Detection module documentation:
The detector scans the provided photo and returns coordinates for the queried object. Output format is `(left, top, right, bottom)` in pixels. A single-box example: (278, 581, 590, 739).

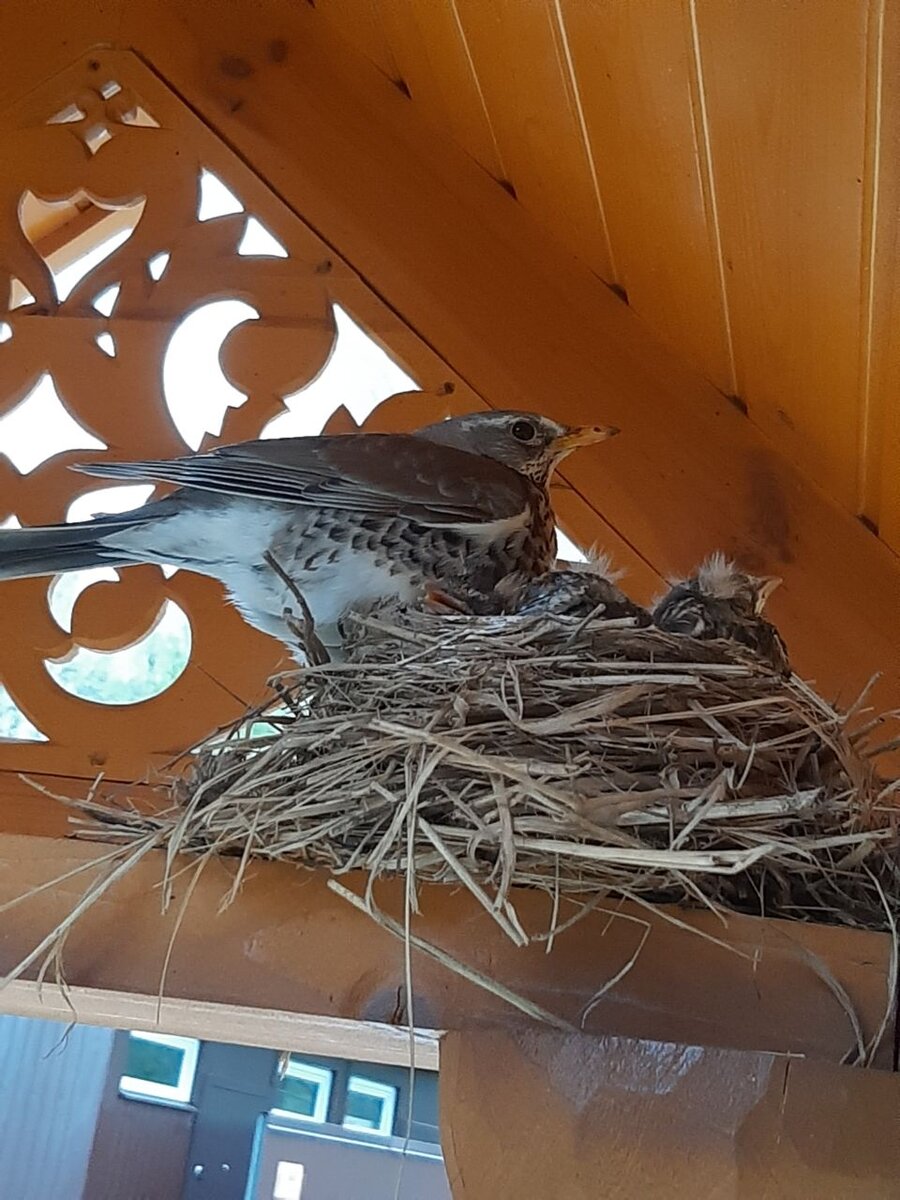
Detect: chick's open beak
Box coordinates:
(551, 424, 620, 456)
(753, 575, 783, 613)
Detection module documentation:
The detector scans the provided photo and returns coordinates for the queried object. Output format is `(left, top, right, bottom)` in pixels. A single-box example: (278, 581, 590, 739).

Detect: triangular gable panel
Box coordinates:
(0, 50, 490, 780)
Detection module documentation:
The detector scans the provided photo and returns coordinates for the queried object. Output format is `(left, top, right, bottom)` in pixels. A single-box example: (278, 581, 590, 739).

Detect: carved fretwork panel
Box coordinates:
(0, 51, 487, 781)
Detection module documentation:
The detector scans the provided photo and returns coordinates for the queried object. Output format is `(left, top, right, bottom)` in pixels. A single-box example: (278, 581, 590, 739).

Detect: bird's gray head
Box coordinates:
(694, 553, 782, 614)
(414, 410, 619, 485)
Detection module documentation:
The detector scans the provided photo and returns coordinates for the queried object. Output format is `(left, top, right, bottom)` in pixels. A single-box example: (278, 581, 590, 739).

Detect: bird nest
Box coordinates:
(11, 601, 899, 1040)
(66, 603, 898, 926)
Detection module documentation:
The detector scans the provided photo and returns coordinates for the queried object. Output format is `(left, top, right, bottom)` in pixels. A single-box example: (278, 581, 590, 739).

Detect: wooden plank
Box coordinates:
(316, 0, 401, 85)
(442, 1028, 900, 1199)
(693, 0, 870, 511)
(0, 979, 440, 1069)
(0, 834, 892, 1067)
(375, 0, 506, 180)
(876, 279, 900, 550)
(0, 769, 172, 838)
(451, 0, 616, 281)
(559, 0, 734, 393)
(864, 2, 900, 551)
(0, 2, 125, 106)
(0, 771, 75, 837)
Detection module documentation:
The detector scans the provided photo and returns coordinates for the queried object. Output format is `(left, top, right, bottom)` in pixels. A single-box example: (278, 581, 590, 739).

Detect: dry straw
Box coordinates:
(10, 602, 900, 1054)
(70, 605, 899, 923)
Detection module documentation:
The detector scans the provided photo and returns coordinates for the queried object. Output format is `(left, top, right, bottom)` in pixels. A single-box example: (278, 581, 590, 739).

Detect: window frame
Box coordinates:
(118, 1030, 200, 1105)
(342, 1074, 398, 1137)
(270, 1060, 334, 1125)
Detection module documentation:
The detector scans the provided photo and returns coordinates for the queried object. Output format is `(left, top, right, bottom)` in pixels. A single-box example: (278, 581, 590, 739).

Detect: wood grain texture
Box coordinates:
(376, 0, 506, 181)
(692, 0, 870, 510)
(315, 0, 401, 84)
(451, 0, 616, 281)
(863, 1, 900, 552)
(316, 0, 900, 548)
(559, 0, 735, 392)
(0, 834, 892, 1067)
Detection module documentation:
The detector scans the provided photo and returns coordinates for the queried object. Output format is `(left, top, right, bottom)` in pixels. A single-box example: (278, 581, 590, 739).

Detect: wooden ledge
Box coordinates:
(0, 833, 892, 1069)
(0, 979, 439, 1069)
(442, 1027, 900, 1199)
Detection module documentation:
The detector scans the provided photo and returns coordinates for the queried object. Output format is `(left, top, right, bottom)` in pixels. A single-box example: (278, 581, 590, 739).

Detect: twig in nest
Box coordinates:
(264, 551, 331, 665)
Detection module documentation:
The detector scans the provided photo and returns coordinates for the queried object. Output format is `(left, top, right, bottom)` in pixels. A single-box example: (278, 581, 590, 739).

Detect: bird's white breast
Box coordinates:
(104, 497, 531, 650)
(223, 551, 419, 645)
(106, 501, 421, 644)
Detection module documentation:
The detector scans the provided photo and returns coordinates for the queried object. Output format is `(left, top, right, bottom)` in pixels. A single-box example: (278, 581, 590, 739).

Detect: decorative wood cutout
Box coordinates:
(0, 51, 485, 781)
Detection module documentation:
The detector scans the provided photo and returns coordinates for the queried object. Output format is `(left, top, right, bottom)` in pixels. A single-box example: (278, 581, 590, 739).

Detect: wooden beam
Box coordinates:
(0, 834, 892, 1068)
(0, 979, 440, 1069)
(0, 772, 72, 837)
(0, 771, 174, 839)
(441, 1027, 900, 1199)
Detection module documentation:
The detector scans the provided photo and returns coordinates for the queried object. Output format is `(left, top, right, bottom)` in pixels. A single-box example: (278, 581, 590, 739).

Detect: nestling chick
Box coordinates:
(423, 553, 650, 625)
(652, 553, 789, 675)
(509, 554, 651, 624)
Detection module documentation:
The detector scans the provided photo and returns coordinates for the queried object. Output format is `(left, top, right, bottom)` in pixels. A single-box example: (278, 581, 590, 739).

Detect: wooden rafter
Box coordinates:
(0, 833, 892, 1069)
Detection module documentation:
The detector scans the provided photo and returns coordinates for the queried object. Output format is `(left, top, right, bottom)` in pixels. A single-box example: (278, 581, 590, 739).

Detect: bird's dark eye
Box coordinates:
(511, 419, 537, 443)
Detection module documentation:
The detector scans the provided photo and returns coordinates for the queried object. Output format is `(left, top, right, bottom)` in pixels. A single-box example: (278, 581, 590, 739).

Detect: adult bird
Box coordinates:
(0, 410, 618, 650)
(652, 553, 789, 675)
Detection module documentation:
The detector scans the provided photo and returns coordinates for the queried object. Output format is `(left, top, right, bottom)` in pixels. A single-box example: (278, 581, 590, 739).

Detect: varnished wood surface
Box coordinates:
(316, 0, 900, 547)
(0, 1, 896, 829)
(0, 834, 892, 1068)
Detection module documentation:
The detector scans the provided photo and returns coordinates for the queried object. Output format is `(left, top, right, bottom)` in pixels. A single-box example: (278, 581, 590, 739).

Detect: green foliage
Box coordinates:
(0, 686, 45, 741)
(49, 628, 190, 705)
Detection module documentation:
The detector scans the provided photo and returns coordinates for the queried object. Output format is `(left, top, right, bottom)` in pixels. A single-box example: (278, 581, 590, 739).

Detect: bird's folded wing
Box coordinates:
(75, 434, 531, 527)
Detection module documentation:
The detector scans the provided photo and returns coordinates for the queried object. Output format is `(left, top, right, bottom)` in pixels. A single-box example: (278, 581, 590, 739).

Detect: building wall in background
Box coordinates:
(82, 1029, 195, 1200)
(0, 1015, 441, 1200)
(252, 1126, 450, 1200)
(0, 1014, 113, 1200)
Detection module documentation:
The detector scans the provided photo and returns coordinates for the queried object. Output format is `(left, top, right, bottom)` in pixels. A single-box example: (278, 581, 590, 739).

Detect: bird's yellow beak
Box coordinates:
(550, 423, 620, 457)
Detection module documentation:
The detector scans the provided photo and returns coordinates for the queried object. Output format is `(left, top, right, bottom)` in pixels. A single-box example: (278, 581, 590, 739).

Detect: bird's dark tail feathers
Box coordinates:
(0, 517, 140, 582)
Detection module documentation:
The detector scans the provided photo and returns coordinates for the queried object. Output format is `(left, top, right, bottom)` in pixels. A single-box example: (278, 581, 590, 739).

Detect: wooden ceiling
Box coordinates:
(0, 0, 897, 739)
(316, 0, 900, 560)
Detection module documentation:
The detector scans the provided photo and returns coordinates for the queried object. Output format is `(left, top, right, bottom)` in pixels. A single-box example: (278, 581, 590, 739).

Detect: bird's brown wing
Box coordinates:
(75, 434, 531, 527)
